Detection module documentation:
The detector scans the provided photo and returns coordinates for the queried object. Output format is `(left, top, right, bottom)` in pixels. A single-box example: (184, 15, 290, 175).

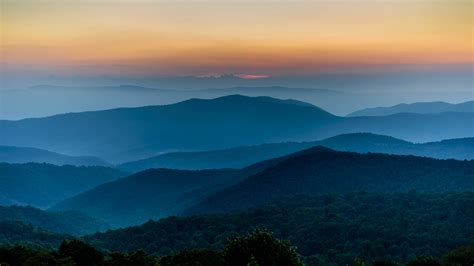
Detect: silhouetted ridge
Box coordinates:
(186, 149, 474, 214)
(51, 167, 249, 227)
(322, 132, 408, 144)
(166, 94, 325, 112)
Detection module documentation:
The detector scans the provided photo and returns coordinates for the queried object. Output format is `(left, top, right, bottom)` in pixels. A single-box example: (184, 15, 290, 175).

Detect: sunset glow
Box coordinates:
(1, 0, 472, 77)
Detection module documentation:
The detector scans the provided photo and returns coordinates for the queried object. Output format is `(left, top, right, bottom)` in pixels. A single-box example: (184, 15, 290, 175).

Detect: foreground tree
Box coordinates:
(59, 239, 104, 266)
(223, 228, 304, 266)
(160, 249, 224, 266)
(106, 250, 157, 266)
(406, 256, 440, 266)
(443, 242, 474, 266)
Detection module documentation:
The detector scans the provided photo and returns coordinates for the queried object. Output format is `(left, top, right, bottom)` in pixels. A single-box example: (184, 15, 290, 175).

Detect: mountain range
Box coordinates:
(1, 95, 473, 163)
(52, 146, 474, 228)
(0, 163, 125, 208)
(119, 133, 474, 172)
(50, 168, 243, 227)
(4, 68, 473, 119)
(349, 101, 474, 116)
(4, 83, 472, 120)
(51, 156, 284, 227)
(1, 85, 344, 120)
(187, 147, 474, 214)
(0, 145, 109, 166)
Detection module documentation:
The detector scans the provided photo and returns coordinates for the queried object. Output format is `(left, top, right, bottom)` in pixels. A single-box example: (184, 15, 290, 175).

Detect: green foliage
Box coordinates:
(23, 251, 74, 266)
(442, 241, 474, 266)
(0, 246, 74, 266)
(0, 241, 159, 266)
(0, 220, 71, 248)
(160, 249, 224, 266)
(58, 239, 104, 266)
(247, 256, 259, 266)
(106, 250, 157, 266)
(372, 260, 398, 266)
(406, 256, 440, 266)
(86, 192, 474, 264)
(354, 257, 366, 266)
(0, 231, 302, 266)
(223, 228, 303, 266)
(0, 236, 472, 266)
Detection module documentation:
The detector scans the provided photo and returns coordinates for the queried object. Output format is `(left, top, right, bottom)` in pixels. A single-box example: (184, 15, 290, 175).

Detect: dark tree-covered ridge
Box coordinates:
(84, 192, 474, 264)
(187, 147, 474, 214)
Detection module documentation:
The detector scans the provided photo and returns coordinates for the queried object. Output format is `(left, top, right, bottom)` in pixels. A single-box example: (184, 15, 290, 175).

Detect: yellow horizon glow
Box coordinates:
(1, 0, 473, 76)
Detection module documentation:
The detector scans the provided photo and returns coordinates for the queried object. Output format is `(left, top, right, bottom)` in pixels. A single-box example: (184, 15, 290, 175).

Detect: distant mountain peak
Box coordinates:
(173, 94, 324, 110)
(323, 132, 410, 144)
(292, 145, 335, 155)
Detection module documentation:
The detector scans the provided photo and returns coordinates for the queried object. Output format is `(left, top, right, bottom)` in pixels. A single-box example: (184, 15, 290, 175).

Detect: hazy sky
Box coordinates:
(2, 0, 472, 78)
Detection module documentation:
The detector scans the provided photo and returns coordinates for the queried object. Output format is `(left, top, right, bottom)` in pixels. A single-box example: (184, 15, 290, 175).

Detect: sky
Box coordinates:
(1, 0, 473, 80)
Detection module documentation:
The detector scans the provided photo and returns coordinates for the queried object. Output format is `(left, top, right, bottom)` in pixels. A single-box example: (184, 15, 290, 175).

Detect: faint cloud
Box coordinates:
(236, 74, 270, 79)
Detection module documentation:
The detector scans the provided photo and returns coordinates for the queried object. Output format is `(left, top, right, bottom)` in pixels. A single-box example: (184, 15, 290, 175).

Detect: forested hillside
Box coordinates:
(0, 205, 109, 235)
(188, 147, 474, 214)
(0, 163, 125, 208)
(84, 192, 474, 265)
(51, 153, 290, 227)
(51, 168, 245, 227)
(0, 221, 71, 248)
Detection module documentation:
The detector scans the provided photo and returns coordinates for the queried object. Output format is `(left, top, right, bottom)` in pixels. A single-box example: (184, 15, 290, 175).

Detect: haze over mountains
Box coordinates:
(119, 133, 474, 172)
(349, 101, 474, 116)
(0, 145, 109, 166)
(1, 85, 344, 120)
(0, 163, 125, 208)
(4, 68, 472, 117)
(0, 205, 109, 236)
(51, 168, 243, 227)
(1, 95, 473, 163)
(51, 156, 285, 227)
(2, 82, 473, 120)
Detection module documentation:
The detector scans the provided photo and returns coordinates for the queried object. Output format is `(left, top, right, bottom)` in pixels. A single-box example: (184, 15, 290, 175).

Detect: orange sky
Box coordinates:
(1, 0, 473, 76)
